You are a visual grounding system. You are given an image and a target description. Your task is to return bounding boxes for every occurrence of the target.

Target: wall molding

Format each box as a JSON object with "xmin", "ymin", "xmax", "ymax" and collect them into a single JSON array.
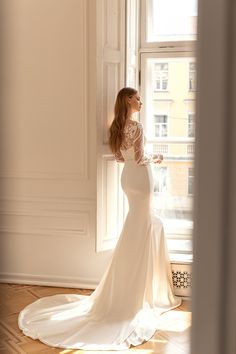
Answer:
[
  {"xmin": 0, "ymin": 196, "xmax": 95, "ymax": 203},
  {"xmin": 0, "ymin": 197, "xmax": 95, "ymax": 238},
  {"xmin": 0, "ymin": 172, "xmax": 89, "ymax": 180},
  {"xmin": 0, "ymin": 0, "xmax": 89, "ymax": 182},
  {"xmin": 0, "ymin": 212, "xmax": 90, "ymax": 238},
  {"xmin": 0, "ymin": 196, "xmax": 95, "ymax": 210},
  {"xmin": 96, "ymin": 156, "xmax": 125, "ymax": 251}
]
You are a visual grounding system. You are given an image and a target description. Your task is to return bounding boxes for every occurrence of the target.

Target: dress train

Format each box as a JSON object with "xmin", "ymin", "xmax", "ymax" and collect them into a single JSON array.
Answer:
[{"xmin": 18, "ymin": 121, "xmax": 181, "ymax": 350}]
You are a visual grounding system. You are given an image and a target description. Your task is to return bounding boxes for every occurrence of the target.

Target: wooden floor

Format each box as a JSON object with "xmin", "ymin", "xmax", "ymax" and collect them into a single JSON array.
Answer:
[{"xmin": 0, "ymin": 283, "xmax": 191, "ymax": 354}]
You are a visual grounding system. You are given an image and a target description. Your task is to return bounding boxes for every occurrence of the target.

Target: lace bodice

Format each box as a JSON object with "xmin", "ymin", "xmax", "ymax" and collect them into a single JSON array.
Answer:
[{"xmin": 114, "ymin": 120, "xmax": 154, "ymax": 165}]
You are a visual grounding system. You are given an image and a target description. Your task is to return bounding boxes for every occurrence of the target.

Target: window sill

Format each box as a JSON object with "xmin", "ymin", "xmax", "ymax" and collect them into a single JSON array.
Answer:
[{"xmin": 170, "ymin": 252, "xmax": 193, "ymax": 264}]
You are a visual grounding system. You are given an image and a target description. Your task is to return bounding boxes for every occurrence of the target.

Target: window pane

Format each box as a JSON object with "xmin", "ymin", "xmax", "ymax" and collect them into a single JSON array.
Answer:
[
  {"xmin": 147, "ymin": 0, "xmax": 198, "ymax": 42},
  {"xmin": 189, "ymin": 62, "xmax": 197, "ymax": 91},
  {"xmin": 153, "ymin": 62, "xmax": 168, "ymax": 91},
  {"xmin": 162, "ymin": 80, "xmax": 168, "ymax": 90},
  {"xmin": 188, "ymin": 167, "xmax": 194, "ymax": 195},
  {"xmin": 141, "ymin": 55, "xmax": 196, "ymax": 232},
  {"xmin": 154, "ymin": 166, "xmax": 167, "ymax": 192},
  {"xmin": 155, "ymin": 125, "xmax": 160, "ymax": 137},
  {"xmin": 188, "ymin": 113, "xmax": 195, "ymax": 137},
  {"xmin": 162, "ymin": 124, "xmax": 168, "ymax": 136},
  {"xmin": 154, "ymin": 115, "xmax": 168, "ymax": 137}
]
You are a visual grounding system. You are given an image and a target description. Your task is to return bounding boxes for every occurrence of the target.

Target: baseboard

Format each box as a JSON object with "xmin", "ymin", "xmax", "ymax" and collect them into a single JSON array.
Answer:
[
  {"xmin": 0, "ymin": 272, "xmax": 98, "ymax": 290},
  {"xmin": 0, "ymin": 269, "xmax": 192, "ymax": 298}
]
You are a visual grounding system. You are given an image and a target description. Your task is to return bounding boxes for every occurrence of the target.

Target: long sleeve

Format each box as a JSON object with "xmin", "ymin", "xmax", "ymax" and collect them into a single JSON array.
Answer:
[
  {"xmin": 133, "ymin": 123, "xmax": 153, "ymax": 165},
  {"xmin": 113, "ymin": 121, "xmax": 160, "ymax": 165},
  {"xmin": 114, "ymin": 150, "xmax": 125, "ymax": 162}
]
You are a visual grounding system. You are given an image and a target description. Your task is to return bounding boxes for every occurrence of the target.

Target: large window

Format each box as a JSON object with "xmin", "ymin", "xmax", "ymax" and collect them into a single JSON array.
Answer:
[
  {"xmin": 140, "ymin": 0, "xmax": 197, "ymax": 261},
  {"xmin": 97, "ymin": 0, "xmax": 197, "ymax": 254}
]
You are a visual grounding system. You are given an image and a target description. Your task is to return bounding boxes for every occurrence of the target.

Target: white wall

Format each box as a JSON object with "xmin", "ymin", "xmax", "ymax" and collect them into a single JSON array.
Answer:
[{"xmin": 0, "ymin": 0, "xmax": 112, "ymax": 288}]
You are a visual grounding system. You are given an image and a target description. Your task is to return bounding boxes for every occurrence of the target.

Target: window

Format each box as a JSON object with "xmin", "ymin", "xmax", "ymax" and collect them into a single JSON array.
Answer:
[
  {"xmin": 189, "ymin": 62, "xmax": 196, "ymax": 91},
  {"xmin": 139, "ymin": 0, "xmax": 197, "ymax": 261},
  {"xmin": 97, "ymin": 0, "xmax": 197, "ymax": 254},
  {"xmin": 188, "ymin": 168, "xmax": 194, "ymax": 195},
  {"xmin": 154, "ymin": 115, "xmax": 168, "ymax": 137},
  {"xmin": 187, "ymin": 144, "xmax": 194, "ymax": 154},
  {"xmin": 140, "ymin": 54, "xmax": 195, "ymax": 257},
  {"xmin": 154, "ymin": 63, "xmax": 168, "ymax": 91},
  {"xmin": 142, "ymin": 0, "xmax": 198, "ymax": 44},
  {"xmin": 188, "ymin": 113, "xmax": 195, "ymax": 137},
  {"xmin": 153, "ymin": 166, "xmax": 168, "ymax": 193}
]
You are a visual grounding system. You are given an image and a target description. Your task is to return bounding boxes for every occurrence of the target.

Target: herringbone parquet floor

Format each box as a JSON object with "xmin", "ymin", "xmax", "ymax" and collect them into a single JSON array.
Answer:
[{"xmin": 0, "ymin": 283, "xmax": 191, "ymax": 354}]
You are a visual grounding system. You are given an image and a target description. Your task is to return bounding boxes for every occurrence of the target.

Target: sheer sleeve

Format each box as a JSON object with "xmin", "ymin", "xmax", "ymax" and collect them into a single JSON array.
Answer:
[
  {"xmin": 133, "ymin": 122, "xmax": 153, "ymax": 165},
  {"xmin": 114, "ymin": 150, "xmax": 125, "ymax": 163}
]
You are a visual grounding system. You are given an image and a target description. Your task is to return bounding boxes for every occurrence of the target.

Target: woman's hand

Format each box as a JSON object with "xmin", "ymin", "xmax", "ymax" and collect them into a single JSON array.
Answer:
[{"xmin": 153, "ymin": 154, "xmax": 163, "ymax": 164}]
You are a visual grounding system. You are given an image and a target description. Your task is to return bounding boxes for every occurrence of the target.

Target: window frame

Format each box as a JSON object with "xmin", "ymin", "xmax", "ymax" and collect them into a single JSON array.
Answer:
[
  {"xmin": 138, "ymin": 1, "xmax": 196, "ymax": 258},
  {"xmin": 140, "ymin": 0, "xmax": 197, "ymax": 49},
  {"xmin": 139, "ymin": 53, "xmax": 195, "ymax": 242}
]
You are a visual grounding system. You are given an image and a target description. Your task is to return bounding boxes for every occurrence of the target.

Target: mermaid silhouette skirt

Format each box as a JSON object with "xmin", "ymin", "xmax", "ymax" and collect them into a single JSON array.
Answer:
[{"xmin": 18, "ymin": 161, "xmax": 181, "ymax": 350}]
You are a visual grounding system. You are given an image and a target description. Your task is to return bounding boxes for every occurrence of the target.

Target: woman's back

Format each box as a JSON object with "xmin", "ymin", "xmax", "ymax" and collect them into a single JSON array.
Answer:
[
  {"xmin": 18, "ymin": 87, "xmax": 181, "ymax": 351},
  {"xmin": 115, "ymin": 120, "xmax": 152, "ymax": 165}
]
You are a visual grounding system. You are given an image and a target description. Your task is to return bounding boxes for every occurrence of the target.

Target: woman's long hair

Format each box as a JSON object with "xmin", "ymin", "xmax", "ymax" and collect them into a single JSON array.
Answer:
[{"xmin": 109, "ymin": 87, "xmax": 137, "ymax": 154}]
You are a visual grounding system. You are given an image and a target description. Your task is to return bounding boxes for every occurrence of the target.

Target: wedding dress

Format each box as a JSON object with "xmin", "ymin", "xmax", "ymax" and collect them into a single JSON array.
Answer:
[{"xmin": 18, "ymin": 119, "xmax": 181, "ymax": 350}]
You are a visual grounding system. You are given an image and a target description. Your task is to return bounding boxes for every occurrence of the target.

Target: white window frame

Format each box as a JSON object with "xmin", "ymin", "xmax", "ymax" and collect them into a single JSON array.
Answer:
[
  {"xmin": 96, "ymin": 0, "xmax": 196, "ymax": 256},
  {"xmin": 140, "ymin": 69, "xmax": 195, "ymax": 258},
  {"xmin": 138, "ymin": 1, "xmax": 196, "ymax": 259},
  {"xmin": 96, "ymin": 0, "xmax": 127, "ymax": 252},
  {"xmin": 140, "ymin": 0, "xmax": 197, "ymax": 50}
]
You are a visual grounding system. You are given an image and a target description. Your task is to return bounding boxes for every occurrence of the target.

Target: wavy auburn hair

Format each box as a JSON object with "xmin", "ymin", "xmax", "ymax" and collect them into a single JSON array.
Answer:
[{"xmin": 108, "ymin": 87, "xmax": 137, "ymax": 154}]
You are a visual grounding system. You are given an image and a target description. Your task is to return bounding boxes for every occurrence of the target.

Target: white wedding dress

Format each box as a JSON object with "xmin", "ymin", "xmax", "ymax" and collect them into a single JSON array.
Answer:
[{"xmin": 18, "ymin": 120, "xmax": 181, "ymax": 350}]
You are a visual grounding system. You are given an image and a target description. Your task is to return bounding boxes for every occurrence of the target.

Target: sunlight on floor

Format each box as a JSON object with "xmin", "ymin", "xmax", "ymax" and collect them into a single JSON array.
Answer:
[
  {"xmin": 156, "ymin": 310, "xmax": 191, "ymax": 332},
  {"xmin": 0, "ymin": 284, "xmax": 191, "ymax": 354},
  {"xmin": 59, "ymin": 310, "xmax": 191, "ymax": 354}
]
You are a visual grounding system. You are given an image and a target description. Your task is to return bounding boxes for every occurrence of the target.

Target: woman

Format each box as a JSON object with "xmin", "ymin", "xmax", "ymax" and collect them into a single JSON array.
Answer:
[{"xmin": 18, "ymin": 87, "xmax": 181, "ymax": 350}]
